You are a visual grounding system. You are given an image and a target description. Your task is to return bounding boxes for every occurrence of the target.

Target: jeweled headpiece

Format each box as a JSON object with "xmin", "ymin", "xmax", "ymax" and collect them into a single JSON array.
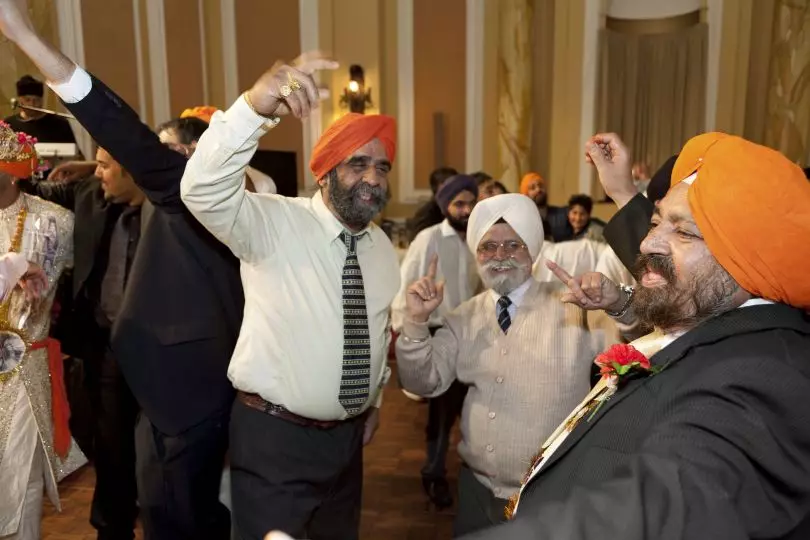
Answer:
[{"xmin": 0, "ymin": 121, "xmax": 39, "ymax": 179}]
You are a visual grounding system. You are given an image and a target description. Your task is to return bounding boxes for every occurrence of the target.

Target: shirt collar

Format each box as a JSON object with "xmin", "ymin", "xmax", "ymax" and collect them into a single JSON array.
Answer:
[
  {"xmin": 439, "ymin": 219, "xmax": 457, "ymax": 238},
  {"xmin": 489, "ymin": 277, "xmax": 534, "ymax": 308},
  {"xmin": 311, "ymin": 190, "xmax": 375, "ymax": 247}
]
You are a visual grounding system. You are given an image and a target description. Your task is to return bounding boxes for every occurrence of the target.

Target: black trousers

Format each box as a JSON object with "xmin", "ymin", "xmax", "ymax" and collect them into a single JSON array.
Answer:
[
  {"xmin": 135, "ymin": 408, "xmax": 231, "ymax": 540},
  {"xmin": 229, "ymin": 399, "xmax": 365, "ymax": 540},
  {"xmin": 85, "ymin": 347, "xmax": 140, "ymax": 540},
  {"xmin": 422, "ymin": 379, "xmax": 468, "ymax": 480},
  {"xmin": 453, "ymin": 465, "xmax": 509, "ymax": 537}
]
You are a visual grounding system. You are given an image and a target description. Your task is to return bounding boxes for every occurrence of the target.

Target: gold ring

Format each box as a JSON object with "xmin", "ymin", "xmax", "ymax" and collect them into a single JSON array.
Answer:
[
  {"xmin": 287, "ymin": 72, "xmax": 302, "ymax": 92},
  {"xmin": 280, "ymin": 85, "xmax": 293, "ymax": 98}
]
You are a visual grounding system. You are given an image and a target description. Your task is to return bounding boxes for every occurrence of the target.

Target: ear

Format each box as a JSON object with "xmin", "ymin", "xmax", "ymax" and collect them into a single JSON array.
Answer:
[{"xmin": 317, "ymin": 175, "xmax": 329, "ymax": 189}]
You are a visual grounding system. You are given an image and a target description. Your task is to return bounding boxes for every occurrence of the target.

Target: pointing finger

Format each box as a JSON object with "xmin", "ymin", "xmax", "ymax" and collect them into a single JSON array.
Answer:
[
  {"xmin": 545, "ymin": 260, "xmax": 572, "ymax": 285},
  {"xmin": 427, "ymin": 253, "xmax": 439, "ymax": 280}
]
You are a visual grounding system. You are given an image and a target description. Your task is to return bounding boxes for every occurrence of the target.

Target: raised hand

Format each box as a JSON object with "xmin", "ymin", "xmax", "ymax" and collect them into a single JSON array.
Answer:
[
  {"xmin": 0, "ymin": 0, "xmax": 35, "ymax": 44},
  {"xmin": 546, "ymin": 260, "xmax": 623, "ymax": 312},
  {"xmin": 584, "ymin": 132, "xmax": 636, "ymax": 209},
  {"xmin": 47, "ymin": 161, "xmax": 97, "ymax": 183},
  {"xmin": 405, "ymin": 254, "xmax": 445, "ymax": 323},
  {"xmin": 246, "ymin": 52, "xmax": 338, "ymax": 119},
  {"xmin": 18, "ymin": 261, "xmax": 47, "ymax": 301}
]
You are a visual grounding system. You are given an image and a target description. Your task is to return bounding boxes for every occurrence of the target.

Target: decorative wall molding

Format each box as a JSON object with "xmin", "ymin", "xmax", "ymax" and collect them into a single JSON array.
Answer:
[
  {"xmin": 397, "ymin": 0, "xmax": 427, "ymax": 203},
  {"xmin": 221, "ymin": 0, "xmax": 239, "ymax": 106},
  {"xmin": 465, "ymin": 0, "xmax": 485, "ymax": 174},
  {"xmin": 578, "ymin": 0, "xmax": 602, "ymax": 194},
  {"xmin": 606, "ymin": 0, "xmax": 701, "ymax": 20},
  {"xmin": 145, "ymin": 0, "xmax": 170, "ymax": 126},
  {"xmin": 300, "ymin": 0, "xmax": 321, "ymax": 191},
  {"xmin": 197, "ymin": 0, "xmax": 210, "ymax": 105},
  {"xmin": 706, "ymin": 0, "xmax": 723, "ymax": 131},
  {"xmin": 54, "ymin": 0, "xmax": 93, "ymax": 158},
  {"xmin": 132, "ymin": 0, "xmax": 148, "ymax": 120}
]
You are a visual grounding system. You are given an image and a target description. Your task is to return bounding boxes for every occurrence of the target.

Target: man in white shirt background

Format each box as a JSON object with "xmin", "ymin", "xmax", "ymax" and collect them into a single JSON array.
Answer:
[
  {"xmin": 396, "ymin": 194, "xmax": 597, "ymax": 536},
  {"xmin": 180, "ymin": 55, "xmax": 401, "ymax": 540},
  {"xmin": 391, "ymin": 173, "xmax": 479, "ymax": 510}
]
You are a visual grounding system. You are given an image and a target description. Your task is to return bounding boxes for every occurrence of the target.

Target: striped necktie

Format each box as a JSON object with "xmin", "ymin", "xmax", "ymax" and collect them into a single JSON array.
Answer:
[
  {"xmin": 497, "ymin": 296, "xmax": 512, "ymax": 334},
  {"xmin": 338, "ymin": 231, "xmax": 371, "ymax": 415}
]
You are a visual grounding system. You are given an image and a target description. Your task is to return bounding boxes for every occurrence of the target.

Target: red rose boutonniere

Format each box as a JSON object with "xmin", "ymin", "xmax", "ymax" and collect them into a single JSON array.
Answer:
[{"xmin": 588, "ymin": 344, "xmax": 662, "ymax": 421}]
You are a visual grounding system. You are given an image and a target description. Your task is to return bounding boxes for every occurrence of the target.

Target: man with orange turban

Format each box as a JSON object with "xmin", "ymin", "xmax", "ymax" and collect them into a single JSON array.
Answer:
[
  {"xmin": 456, "ymin": 133, "xmax": 810, "ymax": 540},
  {"xmin": 181, "ymin": 54, "xmax": 401, "ymax": 539},
  {"xmin": 0, "ymin": 120, "xmax": 82, "ymax": 540},
  {"xmin": 519, "ymin": 172, "xmax": 568, "ymax": 241}
]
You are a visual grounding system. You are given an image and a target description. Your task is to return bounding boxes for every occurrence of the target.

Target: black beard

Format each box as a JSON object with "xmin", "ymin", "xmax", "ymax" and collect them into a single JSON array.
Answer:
[
  {"xmin": 328, "ymin": 171, "xmax": 390, "ymax": 230},
  {"xmin": 632, "ymin": 253, "xmax": 741, "ymax": 332},
  {"xmin": 446, "ymin": 215, "xmax": 468, "ymax": 232}
]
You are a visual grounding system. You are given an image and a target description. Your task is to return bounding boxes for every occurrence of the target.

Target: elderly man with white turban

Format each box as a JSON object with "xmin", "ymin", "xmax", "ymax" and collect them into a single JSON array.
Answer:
[{"xmin": 396, "ymin": 194, "xmax": 598, "ymax": 536}]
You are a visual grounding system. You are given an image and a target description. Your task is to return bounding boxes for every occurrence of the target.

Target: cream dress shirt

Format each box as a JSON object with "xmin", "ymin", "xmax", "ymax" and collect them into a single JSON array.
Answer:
[
  {"xmin": 391, "ymin": 220, "xmax": 478, "ymax": 331},
  {"xmin": 180, "ymin": 96, "xmax": 401, "ymax": 421}
]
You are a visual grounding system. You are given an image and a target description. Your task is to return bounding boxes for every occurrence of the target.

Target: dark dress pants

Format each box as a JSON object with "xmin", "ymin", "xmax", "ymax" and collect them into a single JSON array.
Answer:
[
  {"xmin": 135, "ymin": 408, "xmax": 231, "ymax": 540},
  {"xmin": 85, "ymin": 346, "xmax": 140, "ymax": 540},
  {"xmin": 422, "ymin": 380, "xmax": 468, "ymax": 480},
  {"xmin": 229, "ymin": 398, "xmax": 365, "ymax": 540},
  {"xmin": 453, "ymin": 465, "xmax": 509, "ymax": 537}
]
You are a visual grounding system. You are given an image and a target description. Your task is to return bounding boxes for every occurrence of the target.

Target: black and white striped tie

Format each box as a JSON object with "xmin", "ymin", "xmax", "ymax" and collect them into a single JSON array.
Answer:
[
  {"xmin": 497, "ymin": 296, "xmax": 512, "ymax": 334},
  {"xmin": 338, "ymin": 232, "xmax": 371, "ymax": 415}
]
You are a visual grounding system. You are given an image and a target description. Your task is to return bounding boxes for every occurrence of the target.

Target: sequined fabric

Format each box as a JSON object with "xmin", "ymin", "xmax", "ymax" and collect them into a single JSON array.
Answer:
[{"xmin": 0, "ymin": 193, "xmax": 80, "ymax": 514}]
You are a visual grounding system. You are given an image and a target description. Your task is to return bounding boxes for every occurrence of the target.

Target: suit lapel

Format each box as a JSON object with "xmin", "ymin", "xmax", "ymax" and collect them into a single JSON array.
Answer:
[{"xmin": 531, "ymin": 304, "xmax": 810, "ymax": 479}]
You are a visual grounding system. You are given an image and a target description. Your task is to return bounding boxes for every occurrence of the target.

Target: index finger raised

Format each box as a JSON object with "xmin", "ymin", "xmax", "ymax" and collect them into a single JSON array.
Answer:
[
  {"xmin": 545, "ymin": 259, "xmax": 572, "ymax": 285},
  {"xmin": 427, "ymin": 253, "xmax": 439, "ymax": 279},
  {"xmin": 294, "ymin": 51, "xmax": 339, "ymax": 75}
]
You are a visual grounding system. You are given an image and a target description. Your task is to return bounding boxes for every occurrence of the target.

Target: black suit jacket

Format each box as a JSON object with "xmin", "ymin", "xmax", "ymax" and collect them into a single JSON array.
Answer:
[
  {"xmin": 19, "ymin": 176, "xmax": 114, "ymax": 358},
  {"xmin": 62, "ymin": 76, "xmax": 243, "ymax": 435},
  {"xmin": 406, "ymin": 199, "xmax": 444, "ymax": 242},
  {"xmin": 603, "ymin": 193, "xmax": 654, "ymax": 271},
  {"xmin": 464, "ymin": 304, "xmax": 810, "ymax": 540}
]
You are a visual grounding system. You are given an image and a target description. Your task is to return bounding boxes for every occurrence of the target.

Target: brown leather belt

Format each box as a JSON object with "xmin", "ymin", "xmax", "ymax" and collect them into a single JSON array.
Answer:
[{"xmin": 237, "ymin": 391, "xmax": 347, "ymax": 429}]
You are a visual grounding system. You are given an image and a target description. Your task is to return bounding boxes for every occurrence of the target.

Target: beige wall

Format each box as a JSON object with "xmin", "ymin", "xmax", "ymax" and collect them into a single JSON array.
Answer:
[
  {"xmin": 235, "ymin": 0, "xmax": 304, "ymax": 184},
  {"xmin": 413, "ymin": 0, "xmax": 467, "ymax": 191},
  {"xmin": 5, "ymin": 0, "xmax": 794, "ymax": 220}
]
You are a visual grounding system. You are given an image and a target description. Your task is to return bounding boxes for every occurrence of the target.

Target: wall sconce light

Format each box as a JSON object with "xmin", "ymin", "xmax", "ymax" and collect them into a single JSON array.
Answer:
[{"xmin": 340, "ymin": 64, "xmax": 373, "ymax": 114}]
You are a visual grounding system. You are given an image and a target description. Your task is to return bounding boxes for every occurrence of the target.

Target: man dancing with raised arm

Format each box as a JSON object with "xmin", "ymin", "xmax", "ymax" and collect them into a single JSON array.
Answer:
[
  {"xmin": 0, "ymin": 1, "xmax": 245, "ymax": 538},
  {"xmin": 180, "ymin": 58, "xmax": 401, "ymax": 539}
]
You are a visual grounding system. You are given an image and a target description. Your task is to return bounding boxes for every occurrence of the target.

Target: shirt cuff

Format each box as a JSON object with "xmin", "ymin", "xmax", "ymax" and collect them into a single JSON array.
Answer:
[
  {"xmin": 402, "ymin": 319, "xmax": 430, "ymax": 340},
  {"xmin": 217, "ymin": 94, "xmax": 281, "ymax": 147},
  {"xmin": 47, "ymin": 66, "xmax": 92, "ymax": 103}
]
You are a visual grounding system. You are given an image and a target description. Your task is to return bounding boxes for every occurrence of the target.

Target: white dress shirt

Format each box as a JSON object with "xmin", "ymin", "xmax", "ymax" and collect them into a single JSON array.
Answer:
[
  {"xmin": 489, "ymin": 276, "xmax": 533, "ymax": 322},
  {"xmin": 391, "ymin": 220, "xmax": 478, "ymax": 331},
  {"xmin": 179, "ymin": 95, "xmax": 401, "ymax": 421}
]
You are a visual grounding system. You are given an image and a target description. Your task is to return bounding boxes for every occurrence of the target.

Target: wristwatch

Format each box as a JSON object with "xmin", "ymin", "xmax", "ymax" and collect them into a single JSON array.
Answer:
[{"xmin": 606, "ymin": 284, "xmax": 635, "ymax": 318}]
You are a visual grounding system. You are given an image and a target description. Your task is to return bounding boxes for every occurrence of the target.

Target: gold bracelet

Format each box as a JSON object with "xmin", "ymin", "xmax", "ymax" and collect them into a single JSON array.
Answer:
[{"xmin": 242, "ymin": 91, "xmax": 279, "ymax": 121}]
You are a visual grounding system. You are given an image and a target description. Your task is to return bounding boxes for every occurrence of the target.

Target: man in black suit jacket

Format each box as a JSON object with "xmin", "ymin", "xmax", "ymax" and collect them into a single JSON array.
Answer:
[
  {"xmin": 0, "ymin": 9, "xmax": 242, "ymax": 539},
  {"xmin": 20, "ymin": 152, "xmax": 146, "ymax": 540},
  {"xmin": 458, "ymin": 133, "xmax": 810, "ymax": 539}
]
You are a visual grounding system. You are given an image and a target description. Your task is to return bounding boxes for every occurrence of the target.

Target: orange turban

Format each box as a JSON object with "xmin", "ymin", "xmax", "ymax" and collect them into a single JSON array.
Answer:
[
  {"xmin": 0, "ymin": 121, "xmax": 39, "ymax": 179},
  {"xmin": 309, "ymin": 113, "xmax": 396, "ymax": 180},
  {"xmin": 671, "ymin": 132, "xmax": 810, "ymax": 309},
  {"xmin": 520, "ymin": 172, "xmax": 543, "ymax": 195},
  {"xmin": 180, "ymin": 106, "xmax": 219, "ymax": 124}
]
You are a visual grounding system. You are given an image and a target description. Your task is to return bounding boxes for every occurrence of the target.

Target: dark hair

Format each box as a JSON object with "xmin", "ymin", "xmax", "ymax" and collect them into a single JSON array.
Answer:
[
  {"xmin": 429, "ymin": 167, "xmax": 459, "ymax": 194},
  {"xmin": 490, "ymin": 180, "xmax": 509, "ymax": 194},
  {"xmin": 16, "ymin": 75, "xmax": 44, "ymax": 97},
  {"xmin": 568, "ymin": 194, "xmax": 593, "ymax": 214},
  {"xmin": 471, "ymin": 171, "xmax": 493, "ymax": 184},
  {"xmin": 156, "ymin": 117, "xmax": 209, "ymax": 145}
]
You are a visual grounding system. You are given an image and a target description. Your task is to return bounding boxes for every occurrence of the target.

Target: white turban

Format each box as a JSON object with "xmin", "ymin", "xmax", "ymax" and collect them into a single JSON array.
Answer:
[{"xmin": 466, "ymin": 193, "xmax": 544, "ymax": 261}]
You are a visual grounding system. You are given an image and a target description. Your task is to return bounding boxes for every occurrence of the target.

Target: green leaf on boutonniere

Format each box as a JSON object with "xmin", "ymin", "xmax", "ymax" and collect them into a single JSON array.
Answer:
[
  {"xmin": 611, "ymin": 361, "xmax": 623, "ymax": 374},
  {"xmin": 615, "ymin": 364, "xmax": 632, "ymax": 376}
]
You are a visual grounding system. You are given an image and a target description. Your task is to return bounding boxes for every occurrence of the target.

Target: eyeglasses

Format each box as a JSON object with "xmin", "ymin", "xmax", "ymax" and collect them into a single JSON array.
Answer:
[{"xmin": 477, "ymin": 241, "xmax": 527, "ymax": 256}]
